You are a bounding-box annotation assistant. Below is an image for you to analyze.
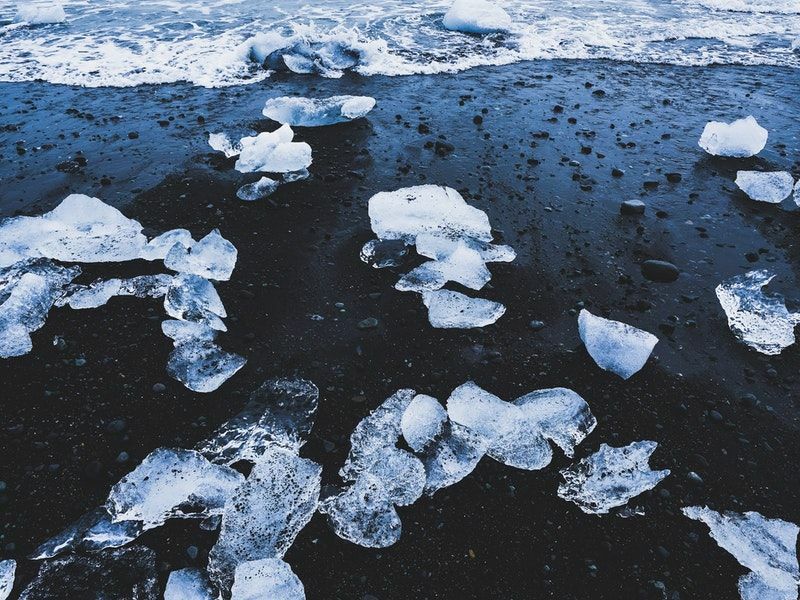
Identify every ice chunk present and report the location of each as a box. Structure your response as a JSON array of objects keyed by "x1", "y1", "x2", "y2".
[
  {"x1": 15, "y1": 3, "x2": 65, "y2": 24},
  {"x1": 401, "y1": 394, "x2": 448, "y2": 452},
  {"x1": 442, "y1": 0, "x2": 512, "y2": 34},
  {"x1": 198, "y1": 377, "x2": 319, "y2": 464},
  {"x1": 396, "y1": 242, "x2": 491, "y2": 292},
  {"x1": 164, "y1": 568, "x2": 218, "y2": 600},
  {"x1": 254, "y1": 36, "x2": 367, "y2": 78},
  {"x1": 558, "y1": 441, "x2": 670, "y2": 514},
  {"x1": 422, "y1": 289, "x2": 506, "y2": 328},
  {"x1": 162, "y1": 319, "x2": 217, "y2": 344},
  {"x1": 164, "y1": 229, "x2": 237, "y2": 281},
  {"x1": 715, "y1": 270, "x2": 800, "y2": 355},
  {"x1": 263, "y1": 95, "x2": 376, "y2": 126},
  {"x1": 578, "y1": 309, "x2": 658, "y2": 379},
  {"x1": 415, "y1": 233, "x2": 516, "y2": 263},
  {"x1": 0, "y1": 560, "x2": 14, "y2": 600},
  {"x1": 735, "y1": 171, "x2": 795, "y2": 204},
  {"x1": 140, "y1": 229, "x2": 195, "y2": 261},
  {"x1": 234, "y1": 125, "x2": 312, "y2": 174},
  {"x1": 282, "y1": 168, "x2": 310, "y2": 183},
  {"x1": 795, "y1": 179, "x2": 800, "y2": 207},
  {"x1": 209, "y1": 132, "x2": 242, "y2": 158},
  {"x1": 359, "y1": 239, "x2": 409, "y2": 269},
  {"x1": 166, "y1": 339, "x2": 247, "y2": 393},
  {"x1": 58, "y1": 274, "x2": 173, "y2": 309},
  {"x1": 419, "y1": 422, "x2": 488, "y2": 495},
  {"x1": 230, "y1": 559, "x2": 304, "y2": 600},
  {"x1": 699, "y1": 116, "x2": 768, "y2": 158},
  {"x1": 683, "y1": 506, "x2": 799, "y2": 599},
  {"x1": 164, "y1": 273, "x2": 227, "y2": 331},
  {"x1": 106, "y1": 448, "x2": 244, "y2": 529},
  {"x1": 208, "y1": 447, "x2": 321, "y2": 591},
  {"x1": 19, "y1": 546, "x2": 157, "y2": 600},
  {"x1": 237, "y1": 177, "x2": 279, "y2": 201}
]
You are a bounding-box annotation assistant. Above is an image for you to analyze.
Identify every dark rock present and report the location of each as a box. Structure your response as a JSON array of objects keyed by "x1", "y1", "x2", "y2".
[
  {"x1": 357, "y1": 317, "x2": 379, "y2": 330},
  {"x1": 528, "y1": 320, "x2": 545, "y2": 331},
  {"x1": 641, "y1": 260, "x2": 679, "y2": 282},
  {"x1": 612, "y1": 168, "x2": 625, "y2": 178},
  {"x1": 666, "y1": 172, "x2": 682, "y2": 183},
  {"x1": 620, "y1": 200, "x2": 645, "y2": 215}
]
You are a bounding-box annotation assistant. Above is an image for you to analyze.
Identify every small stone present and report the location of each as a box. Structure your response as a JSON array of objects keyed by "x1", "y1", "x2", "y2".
[
  {"x1": 357, "y1": 317, "x2": 379, "y2": 330},
  {"x1": 641, "y1": 260, "x2": 679, "y2": 283},
  {"x1": 612, "y1": 168, "x2": 625, "y2": 178},
  {"x1": 152, "y1": 383, "x2": 166, "y2": 393},
  {"x1": 116, "y1": 452, "x2": 129, "y2": 464},
  {"x1": 528, "y1": 320, "x2": 545, "y2": 331},
  {"x1": 620, "y1": 200, "x2": 645, "y2": 215},
  {"x1": 186, "y1": 545, "x2": 199, "y2": 560},
  {"x1": 686, "y1": 471, "x2": 704, "y2": 485},
  {"x1": 666, "y1": 172, "x2": 682, "y2": 183},
  {"x1": 106, "y1": 419, "x2": 127, "y2": 434}
]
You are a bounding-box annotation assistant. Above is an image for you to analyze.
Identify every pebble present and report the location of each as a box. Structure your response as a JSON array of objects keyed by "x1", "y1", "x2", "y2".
[
  {"x1": 612, "y1": 168, "x2": 625, "y2": 177},
  {"x1": 186, "y1": 545, "x2": 199, "y2": 560},
  {"x1": 641, "y1": 260, "x2": 679, "y2": 282},
  {"x1": 357, "y1": 317, "x2": 379, "y2": 330},
  {"x1": 152, "y1": 382, "x2": 166, "y2": 393},
  {"x1": 620, "y1": 200, "x2": 645, "y2": 215},
  {"x1": 686, "y1": 471, "x2": 704, "y2": 485},
  {"x1": 528, "y1": 320, "x2": 545, "y2": 331}
]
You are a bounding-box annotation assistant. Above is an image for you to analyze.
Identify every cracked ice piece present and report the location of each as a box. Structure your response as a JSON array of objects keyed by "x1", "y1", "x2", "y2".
[
  {"x1": 578, "y1": 309, "x2": 658, "y2": 379},
  {"x1": 422, "y1": 289, "x2": 505, "y2": 328},
  {"x1": 234, "y1": 125, "x2": 312, "y2": 174},
  {"x1": 59, "y1": 274, "x2": 173, "y2": 309},
  {"x1": 368, "y1": 185, "x2": 492, "y2": 244},
  {"x1": 198, "y1": 377, "x2": 320, "y2": 464},
  {"x1": 165, "y1": 568, "x2": 218, "y2": 600},
  {"x1": 735, "y1": 171, "x2": 795, "y2": 204},
  {"x1": 683, "y1": 506, "x2": 799, "y2": 599},
  {"x1": 230, "y1": 559, "x2": 305, "y2": 600},
  {"x1": 0, "y1": 194, "x2": 148, "y2": 268},
  {"x1": 166, "y1": 340, "x2": 246, "y2": 393},
  {"x1": 237, "y1": 177, "x2": 279, "y2": 201},
  {"x1": 419, "y1": 422, "x2": 488, "y2": 495},
  {"x1": 140, "y1": 229, "x2": 195, "y2": 261},
  {"x1": 30, "y1": 506, "x2": 143, "y2": 559},
  {"x1": 415, "y1": 233, "x2": 516, "y2": 264},
  {"x1": 699, "y1": 116, "x2": 768, "y2": 158},
  {"x1": 263, "y1": 95, "x2": 376, "y2": 127},
  {"x1": 558, "y1": 441, "x2": 670, "y2": 514},
  {"x1": 164, "y1": 273, "x2": 227, "y2": 331},
  {"x1": 401, "y1": 394, "x2": 448, "y2": 452},
  {"x1": 19, "y1": 546, "x2": 157, "y2": 600},
  {"x1": 715, "y1": 270, "x2": 800, "y2": 355},
  {"x1": 164, "y1": 229, "x2": 237, "y2": 281},
  {"x1": 442, "y1": 0, "x2": 513, "y2": 34},
  {"x1": 0, "y1": 560, "x2": 14, "y2": 600},
  {"x1": 396, "y1": 242, "x2": 491, "y2": 292},
  {"x1": 359, "y1": 239, "x2": 409, "y2": 269},
  {"x1": 209, "y1": 133, "x2": 242, "y2": 158},
  {"x1": 106, "y1": 448, "x2": 244, "y2": 529},
  {"x1": 208, "y1": 447, "x2": 321, "y2": 592}
]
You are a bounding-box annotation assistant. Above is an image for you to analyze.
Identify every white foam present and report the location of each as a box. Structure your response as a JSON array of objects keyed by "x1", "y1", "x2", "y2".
[
  {"x1": 15, "y1": 2, "x2": 65, "y2": 25},
  {"x1": 442, "y1": 0, "x2": 512, "y2": 34}
]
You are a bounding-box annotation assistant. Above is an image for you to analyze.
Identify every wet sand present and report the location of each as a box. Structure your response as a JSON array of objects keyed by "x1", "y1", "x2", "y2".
[{"x1": 1, "y1": 60, "x2": 799, "y2": 599}]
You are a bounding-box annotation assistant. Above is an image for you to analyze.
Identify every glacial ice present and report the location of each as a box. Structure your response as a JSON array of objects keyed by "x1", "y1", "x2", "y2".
[
  {"x1": 401, "y1": 394, "x2": 448, "y2": 452},
  {"x1": 57, "y1": 274, "x2": 172, "y2": 310},
  {"x1": 442, "y1": 0, "x2": 513, "y2": 34},
  {"x1": 106, "y1": 447, "x2": 244, "y2": 529},
  {"x1": 208, "y1": 447, "x2": 321, "y2": 591},
  {"x1": 209, "y1": 132, "x2": 242, "y2": 158},
  {"x1": 140, "y1": 228, "x2": 195, "y2": 261},
  {"x1": 683, "y1": 506, "x2": 799, "y2": 599},
  {"x1": 419, "y1": 422, "x2": 488, "y2": 495},
  {"x1": 735, "y1": 171, "x2": 796, "y2": 204},
  {"x1": 422, "y1": 289, "x2": 506, "y2": 328},
  {"x1": 359, "y1": 239, "x2": 409, "y2": 269},
  {"x1": 234, "y1": 125, "x2": 312, "y2": 174},
  {"x1": 230, "y1": 559, "x2": 305, "y2": 600},
  {"x1": 164, "y1": 229, "x2": 237, "y2": 281},
  {"x1": 237, "y1": 177, "x2": 280, "y2": 201},
  {"x1": 699, "y1": 116, "x2": 768, "y2": 158},
  {"x1": 198, "y1": 377, "x2": 320, "y2": 464},
  {"x1": 558, "y1": 441, "x2": 670, "y2": 515},
  {"x1": 251, "y1": 35, "x2": 368, "y2": 78},
  {"x1": 162, "y1": 319, "x2": 217, "y2": 344},
  {"x1": 166, "y1": 339, "x2": 247, "y2": 393},
  {"x1": 578, "y1": 309, "x2": 658, "y2": 379},
  {"x1": 715, "y1": 270, "x2": 800, "y2": 355},
  {"x1": 164, "y1": 273, "x2": 227, "y2": 331},
  {"x1": 164, "y1": 568, "x2": 218, "y2": 600},
  {"x1": 263, "y1": 95, "x2": 376, "y2": 126},
  {"x1": 0, "y1": 560, "x2": 14, "y2": 600},
  {"x1": 396, "y1": 242, "x2": 492, "y2": 292},
  {"x1": 15, "y1": 3, "x2": 66, "y2": 25}
]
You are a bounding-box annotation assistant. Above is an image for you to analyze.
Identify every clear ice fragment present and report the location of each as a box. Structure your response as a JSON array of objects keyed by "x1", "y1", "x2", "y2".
[
  {"x1": 735, "y1": 171, "x2": 795, "y2": 204},
  {"x1": 699, "y1": 116, "x2": 768, "y2": 158},
  {"x1": 442, "y1": 0, "x2": 513, "y2": 34},
  {"x1": 359, "y1": 239, "x2": 409, "y2": 269},
  {"x1": 422, "y1": 289, "x2": 505, "y2": 328},
  {"x1": 164, "y1": 568, "x2": 218, "y2": 600},
  {"x1": 166, "y1": 340, "x2": 246, "y2": 393},
  {"x1": 237, "y1": 177, "x2": 280, "y2": 201},
  {"x1": 234, "y1": 125, "x2": 312, "y2": 174},
  {"x1": 419, "y1": 422, "x2": 488, "y2": 495},
  {"x1": 263, "y1": 95, "x2": 376, "y2": 126},
  {"x1": 401, "y1": 394, "x2": 448, "y2": 452},
  {"x1": 230, "y1": 559, "x2": 305, "y2": 600},
  {"x1": 209, "y1": 133, "x2": 242, "y2": 158},
  {"x1": 164, "y1": 229, "x2": 237, "y2": 281},
  {"x1": 164, "y1": 273, "x2": 227, "y2": 331},
  {"x1": 578, "y1": 309, "x2": 658, "y2": 379}
]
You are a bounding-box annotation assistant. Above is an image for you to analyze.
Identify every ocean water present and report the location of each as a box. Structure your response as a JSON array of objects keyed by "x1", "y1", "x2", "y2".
[{"x1": 0, "y1": 0, "x2": 798, "y2": 87}]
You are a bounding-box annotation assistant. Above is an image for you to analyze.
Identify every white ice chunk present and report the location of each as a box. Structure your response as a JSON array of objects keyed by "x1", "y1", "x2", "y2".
[
  {"x1": 15, "y1": 3, "x2": 65, "y2": 24},
  {"x1": 209, "y1": 133, "x2": 242, "y2": 158},
  {"x1": 715, "y1": 270, "x2": 800, "y2": 355},
  {"x1": 164, "y1": 229, "x2": 237, "y2": 281},
  {"x1": 161, "y1": 319, "x2": 217, "y2": 345},
  {"x1": 263, "y1": 95, "x2": 376, "y2": 126},
  {"x1": 165, "y1": 568, "x2": 218, "y2": 600},
  {"x1": 415, "y1": 233, "x2": 516, "y2": 263},
  {"x1": 699, "y1": 116, "x2": 768, "y2": 158},
  {"x1": 237, "y1": 177, "x2": 279, "y2": 201},
  {"x1": 422, "y1": 289, "x2": 506, "y2": 328},
  {"x1": 558, "y1": 441, "x2": 670, "y2": 514},
  {"x1": 166, "y1": 339, "x2": 246, "y2": 393},
  {"x1": 164, "y1": 273, "x2": 227, "y2": 331},
  {"x1": 59, "y1": 274, "x2": 173, "y2": 309},
  {"x1": 442, "y1": 0, "x2": 512, "y2": 34},
  {"x1": 578, "y1": 309, "x2": 658, "y2": 379},
  {"x1": 396, "y1": 242, "x2": 491, "y2": 292},
  {"x1": 401, "y1": 394, "x2": 448, "y2": 452},
  {"x1": 234, "y1": 125, "x2": 312, "y2": 174},
  {"x1": 419, "y1": 422, "x2": 488, "y2": 495},
  {"x1": 106, "y1": 448, "x2": 244, "y2": 529},
  {"x1": 683, "y1": 506, "x2": 799, "y2": 599},
  {"x1": 795, "y1": 179, "x2": 800, "y2": 207},
  {"x1": 140, "y1": 229, "x2": 195, "y2": 261},
  {"x1": 735, "y1": 171, "x2": 795, "y2": 204},
  {"x1": 0, "y1": 560, "x2": 15, "y2": 600},
  {"x1": 230, "y1": 559, "x2": 305, "y2": 600},
  {"x1": 208, "y1": 447, "x2": 321, "y2": 592}
]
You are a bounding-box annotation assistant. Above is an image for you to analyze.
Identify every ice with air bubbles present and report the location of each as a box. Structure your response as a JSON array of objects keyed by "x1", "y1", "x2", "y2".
[
  {"x1": 699, "y1": 116, "x2": 768, "y2": 158},
  {"x1": 735, "y1": 171, "x2": 796, "y2": 204},
  {"x1": 234, "y1": 125, "x2": 312, "y2": 174},
  {"x1": 164, "y1": 568, "x2": 218, "y2": 600},
  {"x1": 263, "y1": 95, "x2": 376, "y2": 126},
  {"x1": 578, "y1": 309, "x2": 658, "y2": 379},
  {"x1": 423, "y1": 289, "x2": 506, "y2": 328},
  {"x1": 0, "y1": 560, "x2": 14, "y2": 600},
  {"x1": 230, "y1": 559, "x2": 305, "y2": 600},
  {"x1": 401, "y1": 394, "x2": 448, "y2": 452}
]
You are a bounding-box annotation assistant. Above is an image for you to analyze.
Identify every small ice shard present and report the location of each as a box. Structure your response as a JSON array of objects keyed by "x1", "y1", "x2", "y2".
[
  {"x1": 15, "y1": 2, "x2": 65, "y2": 24},
  {"x1": 209, "y1": 132, "x2": 242, "y2": 158},
  {"x1": 359, "y1": 239, "x2": 409, "y2": 269},
  {"x1": 683, "y1": 506, "x2": 799, "y2": 600},
  {"x1": 422, "y1": 289, "x2": 506, "y2": 328},
  {"x1": 715, "y1": 270, "x2": 800, "y2": 355},
  {"x1": 401, "y1": 394, "x2": 448, "y2": 452},
  {"x1": 419, "y1": 422, "x2": 488, "y2": 495},
  {"x1": 236, "y1": 177, "x2": 279, "y2": 201},
  {"x1": 442, "y1": 0, "x2": 512, "y2": 34},
  {"x1": 0, "y1": 560, "x2": 15, "y2": 600},
  {"x1": 208, "y1": 447, "x2": 321, "y2": 591},
  {"x1": 58, "y1": 274, "x2": 173, "y2": 309},
  {"x1": 198, "y1": 377, "x2": 319, "y2": 464},
  {"x1": 263, "y1": 95, "x2": 376, "y2": 126},
  {"x1": 558, "y1": 441, "x2": 670, "y2": 515},
  {"x1": 282, "y1": 168, "x2": 310, "y2": 183},
  {"x1": 164, "y1": 273, "x2": 227, "y2": 331},
  {"x1": 234, "y1": 125, "x2": 312, "y2": 174},
  {"x1": 164, "y1": 229, "x2": 237, "y2": 281},
  {"x1": 166, "y1": 339, "x2": 247, "y2": 393},
  {"x1": 230, "y1": 559, "x2": 305, "y2": 600},
  {"x1": 164, "y1": 568, "x2": 218, "y2": 600},
  {"x1": 735, "y1": 171, "x2": 795, "y2": 204},
  {"x1": 162, "y1": 319, "x2": 217, "y2": 344},
  {"x1": 106, "y1": 448, "x2": 244, "y2": 529},
  {"x1": 396, "y1": 242, "x2": 491, "y2": 292},
  {"x1": 699, "y1": 116, "x2": 768, "y2": 158},
  {"x1": 578, "y1": 309, "x2": 658, "y2": 379},
  {"x1": 415, "y1": 233, "x2": 516, "y2": 264},
  {"x1": 140, "y1": 229, "x2": 195, "y2": 261},
  {"x1": 19, "y1": 546, "x2": 157, "y2": 600},
  {"x1": 795, "y1": 179, "x2": 800, "y2": 207}
]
